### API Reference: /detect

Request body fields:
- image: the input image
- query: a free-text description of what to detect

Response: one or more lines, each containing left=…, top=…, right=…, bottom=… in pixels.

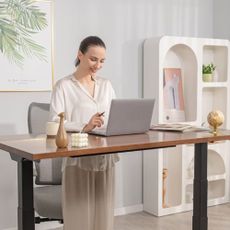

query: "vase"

left=55, top=112, right=68, bottom=148
left=162, top=168, right=169, bottom=208
left=202, top=73, right=213, bottom=82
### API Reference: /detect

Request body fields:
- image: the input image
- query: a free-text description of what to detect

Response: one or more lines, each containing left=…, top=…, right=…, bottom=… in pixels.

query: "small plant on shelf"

left=202, top=63, right=216, bottom=82
left=202, top=63, right=216, bottom=74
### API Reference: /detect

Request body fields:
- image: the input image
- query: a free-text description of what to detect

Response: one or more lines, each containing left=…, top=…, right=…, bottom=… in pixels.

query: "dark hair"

left=75, top=36, right=106, bottom=67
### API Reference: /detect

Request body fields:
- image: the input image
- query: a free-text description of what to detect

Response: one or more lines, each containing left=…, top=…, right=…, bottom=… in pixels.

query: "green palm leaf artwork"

left=0, top=0, right=48, bottom=67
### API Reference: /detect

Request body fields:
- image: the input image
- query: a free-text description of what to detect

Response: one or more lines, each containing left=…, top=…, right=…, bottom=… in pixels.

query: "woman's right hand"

left=82, top=113, right=104, bottom=132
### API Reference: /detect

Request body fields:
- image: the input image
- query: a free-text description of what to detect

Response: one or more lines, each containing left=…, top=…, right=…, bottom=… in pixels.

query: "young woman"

left=49, top=36, right=119, bottom=230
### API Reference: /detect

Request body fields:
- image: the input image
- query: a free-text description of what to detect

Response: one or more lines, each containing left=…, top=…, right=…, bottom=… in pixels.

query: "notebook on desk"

left=90, top=98, right=155, bottom=136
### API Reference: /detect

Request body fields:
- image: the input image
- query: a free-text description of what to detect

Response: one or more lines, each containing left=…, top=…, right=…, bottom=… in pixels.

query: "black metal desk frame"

left=9, top=142, right=208, bottom=230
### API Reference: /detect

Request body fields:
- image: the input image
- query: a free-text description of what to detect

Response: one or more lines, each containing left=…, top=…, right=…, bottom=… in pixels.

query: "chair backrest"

left=28, top=102, right=50, bottom=134
left=28, top=102, right=62, bottom=185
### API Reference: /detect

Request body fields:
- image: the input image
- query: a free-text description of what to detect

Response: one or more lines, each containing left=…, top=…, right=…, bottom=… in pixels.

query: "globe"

left=207, top=110, right=224, bottom=134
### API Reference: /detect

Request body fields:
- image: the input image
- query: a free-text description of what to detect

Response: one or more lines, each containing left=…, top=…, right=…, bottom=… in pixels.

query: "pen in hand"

left=99, top=112, right=105, bottom=117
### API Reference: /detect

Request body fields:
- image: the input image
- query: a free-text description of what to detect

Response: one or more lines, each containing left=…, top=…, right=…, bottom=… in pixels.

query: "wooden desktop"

left=1, top=130, right=230, bottom=230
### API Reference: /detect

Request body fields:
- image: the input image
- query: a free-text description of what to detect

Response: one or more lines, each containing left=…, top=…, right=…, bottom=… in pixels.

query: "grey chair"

left=28, top=102, right=63, bottom=223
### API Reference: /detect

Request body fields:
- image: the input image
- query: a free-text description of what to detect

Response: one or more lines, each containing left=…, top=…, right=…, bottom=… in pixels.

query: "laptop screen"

left=92, top=98, right=155, bottom=136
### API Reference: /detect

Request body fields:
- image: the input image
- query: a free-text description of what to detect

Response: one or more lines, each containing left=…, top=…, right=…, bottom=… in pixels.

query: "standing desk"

left=1, top=130, right=230, bottom=230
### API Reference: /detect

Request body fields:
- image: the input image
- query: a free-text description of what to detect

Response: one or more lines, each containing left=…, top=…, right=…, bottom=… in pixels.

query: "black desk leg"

left=18, top=159, right=35, bottom=230
left=192, top=143, right=208, bottom=230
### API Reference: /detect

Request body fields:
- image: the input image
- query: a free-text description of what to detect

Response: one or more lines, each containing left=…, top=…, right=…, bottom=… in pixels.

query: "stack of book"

left=150, top=123, right=209, bottom=132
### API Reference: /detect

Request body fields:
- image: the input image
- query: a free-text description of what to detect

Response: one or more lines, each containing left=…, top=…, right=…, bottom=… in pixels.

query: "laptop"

left=91, top=98, right=155, bottom=136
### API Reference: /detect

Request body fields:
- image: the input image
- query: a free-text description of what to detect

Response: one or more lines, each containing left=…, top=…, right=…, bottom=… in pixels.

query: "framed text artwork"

left=163, top=68, right=185, bottom=122
left=0, top=0, right=53, bottom=91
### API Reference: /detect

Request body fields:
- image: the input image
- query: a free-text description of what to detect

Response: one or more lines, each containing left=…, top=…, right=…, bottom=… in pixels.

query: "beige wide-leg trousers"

left=62, top=165, right=115, bottom=230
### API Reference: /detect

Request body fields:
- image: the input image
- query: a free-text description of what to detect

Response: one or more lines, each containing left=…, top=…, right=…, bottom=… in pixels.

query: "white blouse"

left=49, top=74, right=119, bottom=171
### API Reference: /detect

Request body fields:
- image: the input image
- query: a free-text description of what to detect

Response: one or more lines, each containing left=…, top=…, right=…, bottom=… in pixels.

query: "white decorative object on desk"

left=71, top=133, right=88, bottom=147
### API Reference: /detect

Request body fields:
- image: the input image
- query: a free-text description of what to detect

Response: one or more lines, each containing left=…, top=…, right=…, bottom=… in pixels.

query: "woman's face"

left=78, top=45, right=106, bottom=76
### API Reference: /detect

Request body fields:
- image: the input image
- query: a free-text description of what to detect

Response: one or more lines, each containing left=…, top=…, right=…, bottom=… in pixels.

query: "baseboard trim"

left=114, top=204, right=143, bottom=216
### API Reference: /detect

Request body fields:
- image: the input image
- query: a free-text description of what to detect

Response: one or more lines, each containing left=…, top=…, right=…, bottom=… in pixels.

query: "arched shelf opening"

left=208, top=149, right=225, bottom=176
left=163, top=44, right=198, bottom=122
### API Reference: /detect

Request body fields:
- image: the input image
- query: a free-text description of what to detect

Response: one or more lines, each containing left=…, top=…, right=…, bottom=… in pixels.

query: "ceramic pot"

left=202, top=73, right=213, bottom=82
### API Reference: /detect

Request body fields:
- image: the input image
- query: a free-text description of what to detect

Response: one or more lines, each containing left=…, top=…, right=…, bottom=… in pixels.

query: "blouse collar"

left=70, top=74, right=98, bottom=101
left=70, top=74, right=97, bottom=83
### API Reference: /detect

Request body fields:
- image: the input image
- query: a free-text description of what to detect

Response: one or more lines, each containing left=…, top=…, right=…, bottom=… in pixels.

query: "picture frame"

left=0, top=0, right=53, bottom=91
left=163, top=68, right=185, bottom=122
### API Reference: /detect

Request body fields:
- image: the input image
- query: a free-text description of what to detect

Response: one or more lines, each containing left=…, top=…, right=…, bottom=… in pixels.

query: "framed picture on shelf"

left=163, top=68, right=185, bottom=122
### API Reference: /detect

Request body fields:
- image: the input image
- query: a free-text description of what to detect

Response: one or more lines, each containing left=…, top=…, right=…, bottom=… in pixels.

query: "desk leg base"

left=193, top=143, right=208, bottom=230
left=192, top=217, right=208, bottom=230
left=18, top=207, right=35, bottom=230
left=17, top=159, right=35, bottom=230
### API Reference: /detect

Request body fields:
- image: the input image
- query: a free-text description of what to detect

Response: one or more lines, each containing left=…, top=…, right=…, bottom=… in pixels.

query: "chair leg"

left=59, top=219, right=64, bottom=224
left=35, top=216, right=42, bottom=223
left=35, top=216, right=63, bottom=224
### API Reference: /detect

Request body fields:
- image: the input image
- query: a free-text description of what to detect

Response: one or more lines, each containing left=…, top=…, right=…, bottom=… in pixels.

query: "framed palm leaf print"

left=0, top=0, right=53, bottom=91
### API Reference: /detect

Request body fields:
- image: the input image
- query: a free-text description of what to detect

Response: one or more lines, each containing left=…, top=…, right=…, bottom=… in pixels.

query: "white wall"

left=0, top=0, right=214, bottom=228
left=213, top=0, right=230, bottom=208
left=213, top=0, right=230, bottom=40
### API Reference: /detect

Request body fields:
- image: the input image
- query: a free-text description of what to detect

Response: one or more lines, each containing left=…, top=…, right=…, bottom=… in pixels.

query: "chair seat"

left=34, top=185, right=62, bottom=219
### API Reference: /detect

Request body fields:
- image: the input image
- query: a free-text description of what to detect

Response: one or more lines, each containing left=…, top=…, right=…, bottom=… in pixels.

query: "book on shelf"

left=150, top=123, right=210, bottom=132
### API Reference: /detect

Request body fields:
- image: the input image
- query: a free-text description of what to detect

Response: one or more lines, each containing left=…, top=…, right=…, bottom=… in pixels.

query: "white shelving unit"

left=143, top=36, right=230, bottom=216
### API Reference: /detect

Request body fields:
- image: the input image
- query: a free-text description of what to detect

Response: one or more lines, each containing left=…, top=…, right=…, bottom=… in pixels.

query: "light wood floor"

left=114, top=204, right=230, bottom=230
left=7, top=203, right=230, bottom=230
